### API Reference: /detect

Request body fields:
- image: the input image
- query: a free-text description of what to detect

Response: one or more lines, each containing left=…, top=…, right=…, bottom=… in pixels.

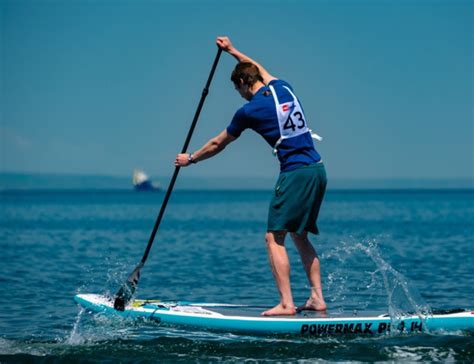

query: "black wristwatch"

left=188, top=153, right=197, bottom=164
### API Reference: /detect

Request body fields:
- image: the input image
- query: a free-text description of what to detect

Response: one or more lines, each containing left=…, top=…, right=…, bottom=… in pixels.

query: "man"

left=175, top=36, right=327, bottom=316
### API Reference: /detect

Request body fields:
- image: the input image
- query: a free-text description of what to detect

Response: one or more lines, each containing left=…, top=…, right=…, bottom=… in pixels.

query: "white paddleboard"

left=75, top=294, right=474, bottom=336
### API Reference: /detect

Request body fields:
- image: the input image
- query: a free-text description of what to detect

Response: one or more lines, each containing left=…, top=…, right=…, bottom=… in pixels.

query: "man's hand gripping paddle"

left=113, top=47, right=223, bottom=311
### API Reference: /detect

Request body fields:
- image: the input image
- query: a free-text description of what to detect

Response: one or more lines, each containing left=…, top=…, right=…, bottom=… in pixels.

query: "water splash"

left=322, top=238, right=432, bottom=329
left=66, top=307, right=85, bottom=345
left=359, top=240, right=432, bottom=332
left=75, top=257, right=142, bottom=304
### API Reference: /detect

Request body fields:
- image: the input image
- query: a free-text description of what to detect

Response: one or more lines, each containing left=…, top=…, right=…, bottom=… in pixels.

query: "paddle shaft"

left=140, top=47, right=222, bottom=264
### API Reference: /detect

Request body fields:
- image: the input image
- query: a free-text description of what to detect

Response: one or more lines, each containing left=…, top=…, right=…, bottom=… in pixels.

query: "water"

left=1, top=189, right=473, bottom=362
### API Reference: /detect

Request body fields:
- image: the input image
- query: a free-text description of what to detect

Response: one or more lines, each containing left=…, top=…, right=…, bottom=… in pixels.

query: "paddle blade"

left=113, top=263, right=143, bottom=311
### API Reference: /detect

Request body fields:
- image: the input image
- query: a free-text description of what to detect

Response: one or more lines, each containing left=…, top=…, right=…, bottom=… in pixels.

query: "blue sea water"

left=0, top=188, right=473, bottom=362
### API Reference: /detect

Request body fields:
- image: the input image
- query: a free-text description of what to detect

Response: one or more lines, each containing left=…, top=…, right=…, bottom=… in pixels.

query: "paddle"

left=113, top=47, right=223, bottom=311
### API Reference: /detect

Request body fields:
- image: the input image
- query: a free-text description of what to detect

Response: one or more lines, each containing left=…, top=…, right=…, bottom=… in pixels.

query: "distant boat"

left=132, top=169, right=160, bottom=191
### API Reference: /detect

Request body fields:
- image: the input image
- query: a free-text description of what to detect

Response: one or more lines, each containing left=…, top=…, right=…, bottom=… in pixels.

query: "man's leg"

left=291, top=231, right=327, bottom=311
left=262, top=231, right=296, bottom=316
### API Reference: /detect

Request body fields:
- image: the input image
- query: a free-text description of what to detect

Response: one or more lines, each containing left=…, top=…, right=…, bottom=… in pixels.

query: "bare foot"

left=261, top=303, right=296, bottom=316
left=297, top=296, right=327, bottom=312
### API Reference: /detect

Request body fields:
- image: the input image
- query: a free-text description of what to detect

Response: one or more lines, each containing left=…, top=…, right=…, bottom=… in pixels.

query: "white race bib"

left=269, top=85, right=322, bottom=156
left=269, top=85, right=309, bottom=139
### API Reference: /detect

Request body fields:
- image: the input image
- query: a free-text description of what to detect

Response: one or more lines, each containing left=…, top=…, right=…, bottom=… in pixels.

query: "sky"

left=1, top=0, right=473, bottom=184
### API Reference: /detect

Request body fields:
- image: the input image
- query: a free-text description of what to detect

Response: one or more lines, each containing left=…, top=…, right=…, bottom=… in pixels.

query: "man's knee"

left=265, top=231, right=286, bottom=246
left=290, top=231, right=308, bottom=242
left=265, top=232, right=272, bottom=243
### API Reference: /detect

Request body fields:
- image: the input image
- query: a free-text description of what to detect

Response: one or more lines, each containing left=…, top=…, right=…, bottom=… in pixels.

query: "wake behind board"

left=74, top=294, right=474, bottom=336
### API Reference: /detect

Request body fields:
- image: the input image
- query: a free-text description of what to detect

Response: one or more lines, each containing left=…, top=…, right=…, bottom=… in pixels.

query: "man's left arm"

left=175, top=129, right=236, bottom=167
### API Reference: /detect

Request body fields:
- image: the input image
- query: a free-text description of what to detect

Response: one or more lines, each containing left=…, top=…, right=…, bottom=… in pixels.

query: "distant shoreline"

left=0, top=172, right=472, bottom=191
left=1, top=189, right=473, bottom=195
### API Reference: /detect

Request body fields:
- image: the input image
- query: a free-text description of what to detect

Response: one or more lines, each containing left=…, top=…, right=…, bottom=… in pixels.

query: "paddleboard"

left=74, top=294, right=474, bottom=336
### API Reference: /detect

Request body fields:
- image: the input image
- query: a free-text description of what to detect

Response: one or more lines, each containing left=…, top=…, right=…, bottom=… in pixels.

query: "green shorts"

left=267, top=162, right=327, bottom=235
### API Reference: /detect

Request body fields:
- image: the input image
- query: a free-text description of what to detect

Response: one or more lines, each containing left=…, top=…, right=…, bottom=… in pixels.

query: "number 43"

left=284, top=111, right=305, bottom=131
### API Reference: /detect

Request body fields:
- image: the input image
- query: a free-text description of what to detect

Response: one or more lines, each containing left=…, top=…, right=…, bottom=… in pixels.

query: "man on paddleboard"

left=175, top=36, right=327, bottom=316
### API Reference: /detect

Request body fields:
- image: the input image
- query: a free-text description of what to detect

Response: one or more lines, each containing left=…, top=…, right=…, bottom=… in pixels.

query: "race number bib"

left=269, top=85, right=310, bottom=140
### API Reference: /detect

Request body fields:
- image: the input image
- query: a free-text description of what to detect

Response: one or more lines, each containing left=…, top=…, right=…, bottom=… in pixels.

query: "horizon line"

left=1, top=171, right=473, bottom=181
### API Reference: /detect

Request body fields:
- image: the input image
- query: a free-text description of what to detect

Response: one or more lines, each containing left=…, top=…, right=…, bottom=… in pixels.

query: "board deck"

left=74, top=294, right=474, bottom=336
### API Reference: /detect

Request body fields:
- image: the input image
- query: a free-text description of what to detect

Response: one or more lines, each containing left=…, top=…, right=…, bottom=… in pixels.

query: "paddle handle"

left=140, top=47, right=223, bottom=264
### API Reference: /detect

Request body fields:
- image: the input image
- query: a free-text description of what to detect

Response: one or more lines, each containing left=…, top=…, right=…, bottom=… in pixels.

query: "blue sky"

left=1, top=0, right=472, bottom=182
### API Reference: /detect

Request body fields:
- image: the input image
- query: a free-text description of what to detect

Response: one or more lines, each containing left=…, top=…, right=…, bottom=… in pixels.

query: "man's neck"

left=250, top=81, right=265, bottom=95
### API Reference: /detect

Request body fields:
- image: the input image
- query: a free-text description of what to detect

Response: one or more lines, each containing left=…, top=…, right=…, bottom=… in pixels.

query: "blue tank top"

left=226, top=79, right=321, bottom=172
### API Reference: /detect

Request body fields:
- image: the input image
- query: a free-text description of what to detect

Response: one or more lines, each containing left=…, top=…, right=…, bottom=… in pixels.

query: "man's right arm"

left=175, top=129, right=236, bottom=167
left=216, top=36, right=277, bottom=85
